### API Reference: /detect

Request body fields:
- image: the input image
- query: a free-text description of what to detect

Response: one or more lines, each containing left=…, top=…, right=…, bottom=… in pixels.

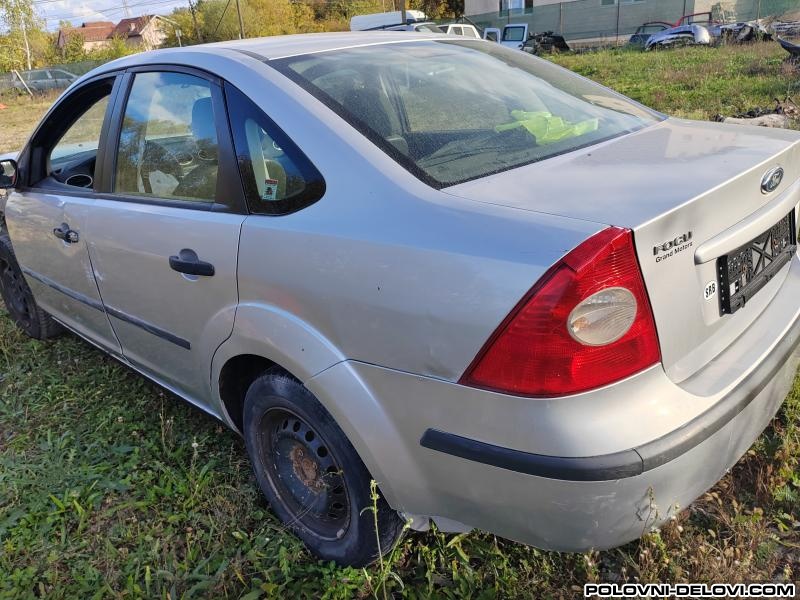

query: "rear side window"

left=225, top=84, right=324, bottom=215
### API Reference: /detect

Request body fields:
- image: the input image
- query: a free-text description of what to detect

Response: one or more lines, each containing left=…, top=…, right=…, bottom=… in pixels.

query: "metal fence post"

left=559, top=1, right=564, bottom=35
left=616, top=0, right=621, bottom=45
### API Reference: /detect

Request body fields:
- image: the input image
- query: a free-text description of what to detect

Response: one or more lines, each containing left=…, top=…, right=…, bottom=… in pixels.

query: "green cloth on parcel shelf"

left=495, top=110, right=599, bottom=144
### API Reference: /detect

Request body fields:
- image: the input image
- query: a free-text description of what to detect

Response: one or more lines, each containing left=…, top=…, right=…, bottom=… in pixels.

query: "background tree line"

left=0, top=0, right=463, bottom=73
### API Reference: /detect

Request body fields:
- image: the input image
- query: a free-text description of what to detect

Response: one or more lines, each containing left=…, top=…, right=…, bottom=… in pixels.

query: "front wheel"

left=243, top=370, right=405, bottom=567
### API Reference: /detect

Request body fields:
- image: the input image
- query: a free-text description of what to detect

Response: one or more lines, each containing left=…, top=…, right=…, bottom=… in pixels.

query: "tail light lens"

left=460, top=227, right=660, bottom=397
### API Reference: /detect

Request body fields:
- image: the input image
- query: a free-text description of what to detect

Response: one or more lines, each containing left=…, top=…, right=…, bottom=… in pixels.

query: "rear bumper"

left=306, top=256, right=800, bottom=551
left=420, top=295, right=800, bottom=483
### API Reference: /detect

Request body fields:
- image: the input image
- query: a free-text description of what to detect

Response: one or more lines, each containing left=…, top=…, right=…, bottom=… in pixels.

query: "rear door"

left=86, top=67, right=247, bottom=404
left=4, top=75, right=122, bottom=353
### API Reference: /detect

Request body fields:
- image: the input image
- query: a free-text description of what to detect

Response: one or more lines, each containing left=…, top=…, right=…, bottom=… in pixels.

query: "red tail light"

left=460, top=227, right=660, bottom=397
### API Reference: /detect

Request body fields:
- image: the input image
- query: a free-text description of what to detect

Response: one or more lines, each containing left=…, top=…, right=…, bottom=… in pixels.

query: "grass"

left=0, top=91, right=60, bottom=155
left=549, top=41, right=800, bottom=123
left=1, top=42, right=800, bottom=598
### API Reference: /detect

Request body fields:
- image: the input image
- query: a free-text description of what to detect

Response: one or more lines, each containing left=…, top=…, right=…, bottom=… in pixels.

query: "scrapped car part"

left=723, top=114, right=790, bottom=128
left=779, top=36, right=800, bottom=58
left=527, top=31, right=570, bottom=53
left=1, top=32, right=799, bottom=567
left=772, top=20, right=800, bottom=38
left=627, top=22, right=673, bottom=47
left=716, top=98, right=799, bottom=122
left=645, top=24, right=712, bottom=50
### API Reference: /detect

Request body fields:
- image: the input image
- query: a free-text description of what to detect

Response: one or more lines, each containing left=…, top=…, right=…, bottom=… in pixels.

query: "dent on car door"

left=4, top=75, right=122, bottom=353
left=84, top=69, right=246, bottom=405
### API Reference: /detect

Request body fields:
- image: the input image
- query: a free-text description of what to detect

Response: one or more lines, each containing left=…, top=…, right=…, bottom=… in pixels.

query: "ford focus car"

left=0, top=32, right=798, bottom=567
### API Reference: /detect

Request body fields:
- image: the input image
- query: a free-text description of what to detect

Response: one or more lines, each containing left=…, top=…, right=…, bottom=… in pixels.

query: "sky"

left=33, top=0, right=188, bottom=30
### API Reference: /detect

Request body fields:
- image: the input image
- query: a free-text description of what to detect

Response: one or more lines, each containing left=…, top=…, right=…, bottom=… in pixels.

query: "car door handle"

left=169, top=249, right=215, bottom=277
left=53, top=223, right=79, bottom=244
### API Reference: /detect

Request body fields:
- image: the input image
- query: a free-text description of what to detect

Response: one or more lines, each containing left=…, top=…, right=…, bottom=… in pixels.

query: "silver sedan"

left=0, top=32, right=798, bottom=566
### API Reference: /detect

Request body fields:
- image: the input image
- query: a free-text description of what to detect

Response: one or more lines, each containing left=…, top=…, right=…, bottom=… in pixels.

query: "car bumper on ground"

left=307, top=255, right=800, bottom=551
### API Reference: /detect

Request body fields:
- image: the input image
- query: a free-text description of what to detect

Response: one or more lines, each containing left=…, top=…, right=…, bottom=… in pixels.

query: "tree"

left=162, top=8, right=199, bottom=46
left=0, top=0, right=44, bottom=70
left=62, top=32, right=86, bottom=62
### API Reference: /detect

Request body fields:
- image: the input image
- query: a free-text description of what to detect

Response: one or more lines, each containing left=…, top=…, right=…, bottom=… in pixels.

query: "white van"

left=350, top=10, right=432, bottom=31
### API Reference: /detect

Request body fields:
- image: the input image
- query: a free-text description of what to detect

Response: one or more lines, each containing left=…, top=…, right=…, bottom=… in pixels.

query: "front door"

left=5, top=76, right=122, bottom=353
left=86, top=68, right=246, bottom=405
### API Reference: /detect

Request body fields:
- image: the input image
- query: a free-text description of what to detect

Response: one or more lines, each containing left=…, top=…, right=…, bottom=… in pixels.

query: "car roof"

left=73, top=31, right=462, bottom=90
left=206, top=31, right=450, bottom=60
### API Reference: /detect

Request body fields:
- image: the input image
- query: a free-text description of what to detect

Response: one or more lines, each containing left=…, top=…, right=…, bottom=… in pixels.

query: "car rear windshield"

left=271, top=40, right=660, bottom=188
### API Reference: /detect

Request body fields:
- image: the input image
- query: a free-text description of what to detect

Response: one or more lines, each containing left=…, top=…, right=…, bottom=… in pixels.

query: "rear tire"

left=0, top=230, right=63, bottom=339
left=243, top=369, right=404, bottom=567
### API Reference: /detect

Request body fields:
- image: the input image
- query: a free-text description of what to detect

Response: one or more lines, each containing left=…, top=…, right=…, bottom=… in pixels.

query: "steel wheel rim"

left=0, top=259, right=32, bottom=328
left=257, top=407, right=351, bottom=541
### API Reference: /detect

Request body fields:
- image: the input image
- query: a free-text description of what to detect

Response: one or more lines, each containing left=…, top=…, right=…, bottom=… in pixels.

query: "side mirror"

left=0, top=158, right=18, bottom=189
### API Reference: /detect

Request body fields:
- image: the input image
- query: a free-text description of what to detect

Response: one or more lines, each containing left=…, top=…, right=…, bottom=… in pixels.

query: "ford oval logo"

left=761, top=167, right=784, bottom=194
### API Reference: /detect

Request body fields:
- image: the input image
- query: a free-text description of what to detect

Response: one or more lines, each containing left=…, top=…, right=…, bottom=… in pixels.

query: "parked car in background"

left=12, top=68, right=77, bottom=92
left=1, top=32, right=799, bottom=570
left=439, top=23, right=481, bottom=38
left=350, top=9, right=439, bottom=32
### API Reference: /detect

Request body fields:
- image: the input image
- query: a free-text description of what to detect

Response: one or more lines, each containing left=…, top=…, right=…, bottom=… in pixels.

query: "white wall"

left=465, top=0, right=571, bottom=17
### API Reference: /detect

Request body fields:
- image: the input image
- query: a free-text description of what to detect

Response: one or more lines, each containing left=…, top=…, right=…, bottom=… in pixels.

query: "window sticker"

left=263, top=178, right=279, bottom=201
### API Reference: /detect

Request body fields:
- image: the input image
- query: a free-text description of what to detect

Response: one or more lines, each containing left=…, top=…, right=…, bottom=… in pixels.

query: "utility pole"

left=399, top=0, right=406, bottom=25
left=122, top=0, right=131, bottom=18
left=188, top=0, right=203, bottom=42
left=234, top=0, right=245, bottom=39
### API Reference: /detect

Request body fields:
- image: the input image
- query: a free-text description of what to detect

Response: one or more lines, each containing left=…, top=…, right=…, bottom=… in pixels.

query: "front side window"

left=273, top=40, right=659, bottom=187
left=115, top=71, right=218, bottom=203
left=50, top=95, right=109, bottom=164
left=225, top=84, right=324, bottom=215
left=40, top=81, right=115, bottom=190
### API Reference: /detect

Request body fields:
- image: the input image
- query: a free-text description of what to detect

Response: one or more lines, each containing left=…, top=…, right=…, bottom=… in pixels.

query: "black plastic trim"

left=421, top=429, right=642, bottom=481
left=21, top=267, right=190, bottom=350
left=21, top=267, right=104, bottom=311
left=104, top=306, right=191, bottom=350
left=422, top=303, right=800, bottom=481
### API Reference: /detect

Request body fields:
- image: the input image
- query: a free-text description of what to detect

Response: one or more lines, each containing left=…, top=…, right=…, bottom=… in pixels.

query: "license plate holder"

left=717, top=211, right=796, bottom=315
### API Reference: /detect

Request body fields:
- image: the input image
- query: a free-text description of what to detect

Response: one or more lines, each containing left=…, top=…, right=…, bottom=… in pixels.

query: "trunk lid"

left=445, top=119, right=800, bottom=382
